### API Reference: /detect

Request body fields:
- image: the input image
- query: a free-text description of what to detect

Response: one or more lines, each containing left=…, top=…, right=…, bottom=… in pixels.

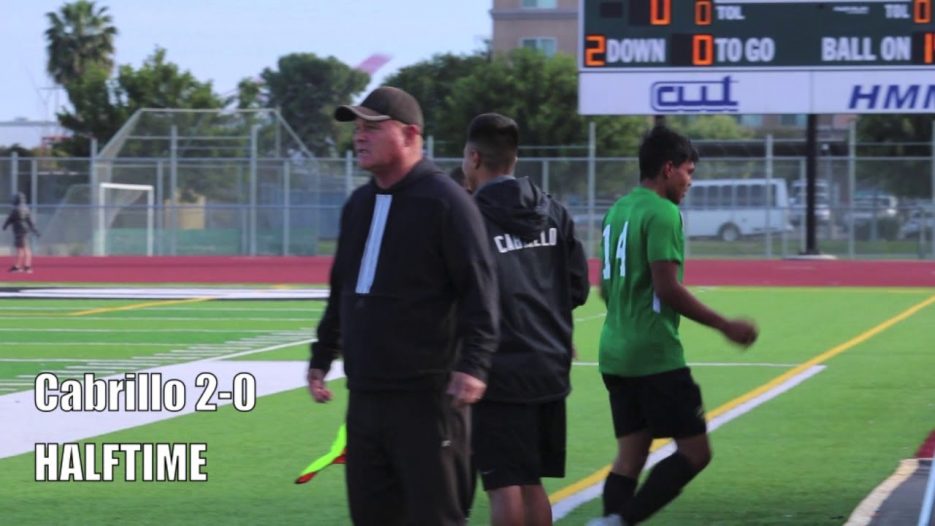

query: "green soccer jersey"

left=599, top=186, right=685, bottom=377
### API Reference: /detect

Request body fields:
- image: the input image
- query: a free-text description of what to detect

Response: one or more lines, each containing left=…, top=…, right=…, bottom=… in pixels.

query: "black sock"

left=621, top=453, right=699, bottom=524
left=602, top=472, right=638, bottom=516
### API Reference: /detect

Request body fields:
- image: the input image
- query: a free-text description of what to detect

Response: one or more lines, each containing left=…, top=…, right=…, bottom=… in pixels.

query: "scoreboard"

left=579, top=0, right=935, bottom=114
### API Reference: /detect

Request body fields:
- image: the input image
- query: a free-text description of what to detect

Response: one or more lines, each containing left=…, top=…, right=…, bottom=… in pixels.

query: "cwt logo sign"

left=650, top=76, right=739, bottom=112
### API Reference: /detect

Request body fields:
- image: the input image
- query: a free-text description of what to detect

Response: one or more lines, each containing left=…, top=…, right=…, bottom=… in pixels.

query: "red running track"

left=4, top=257, right=935, bottom=287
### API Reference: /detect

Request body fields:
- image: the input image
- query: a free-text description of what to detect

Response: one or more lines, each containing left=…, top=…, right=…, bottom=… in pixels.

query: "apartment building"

left=490, top=0, right=578, bottom=57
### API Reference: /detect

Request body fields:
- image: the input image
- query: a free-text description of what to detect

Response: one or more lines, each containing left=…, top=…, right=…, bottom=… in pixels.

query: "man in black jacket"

left=462, top=113, right=590, bottom=526
left=307, top=87, right=500, bottom=526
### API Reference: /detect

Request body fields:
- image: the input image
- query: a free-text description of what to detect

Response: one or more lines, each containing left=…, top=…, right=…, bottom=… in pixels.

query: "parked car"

left=789, top=180, right=831, bottom=225
left=846, top=193, right=899, bottom=226
left=899, top=207, right=935, bottom=240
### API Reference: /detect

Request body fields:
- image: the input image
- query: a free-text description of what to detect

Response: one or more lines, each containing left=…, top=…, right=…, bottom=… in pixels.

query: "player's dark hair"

left=638, top=126, right=699, bottom=181
left=466, top=113, right=519, bottom=173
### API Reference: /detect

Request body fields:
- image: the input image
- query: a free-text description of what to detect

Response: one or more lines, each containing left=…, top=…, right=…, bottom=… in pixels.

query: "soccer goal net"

left=97, top=183, right=155, bottom=256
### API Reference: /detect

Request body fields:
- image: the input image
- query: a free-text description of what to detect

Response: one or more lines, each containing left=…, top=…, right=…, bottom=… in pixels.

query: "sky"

left=0, top=0, right=491, bottom=143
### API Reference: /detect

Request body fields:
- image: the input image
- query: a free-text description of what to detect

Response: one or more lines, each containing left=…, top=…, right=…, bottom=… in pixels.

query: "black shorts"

left=13, top=235, right=26, bottom=249
left=602, top=367, right=707, bottom=440
left=472, top=399, right=566, bottom=491
left=345, top=389, right=472, bottom=526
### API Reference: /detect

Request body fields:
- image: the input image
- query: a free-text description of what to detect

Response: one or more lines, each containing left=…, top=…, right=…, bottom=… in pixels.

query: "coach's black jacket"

left=475, top=176, right=589, bottom=403
left=310, top=159, right=499, bottom=392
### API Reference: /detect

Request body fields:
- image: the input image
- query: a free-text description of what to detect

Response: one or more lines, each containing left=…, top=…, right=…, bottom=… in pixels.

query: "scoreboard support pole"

left=804, top=114, right=820, bottom=255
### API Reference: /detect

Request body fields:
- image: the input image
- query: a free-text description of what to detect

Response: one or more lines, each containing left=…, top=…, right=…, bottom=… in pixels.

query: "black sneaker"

left=8, top=266, right=21, bottom=273
left=23, top=266, right=32, bottom=274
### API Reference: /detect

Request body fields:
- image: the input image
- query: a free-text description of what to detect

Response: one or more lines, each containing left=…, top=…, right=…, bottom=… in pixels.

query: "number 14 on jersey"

left=602, top=222, right=629, bottom=279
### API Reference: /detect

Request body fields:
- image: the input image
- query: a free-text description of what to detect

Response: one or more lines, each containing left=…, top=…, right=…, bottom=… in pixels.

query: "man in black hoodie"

left=308, top=88, right=500, bottom=525
left=462, top=113, right=590, bottom=526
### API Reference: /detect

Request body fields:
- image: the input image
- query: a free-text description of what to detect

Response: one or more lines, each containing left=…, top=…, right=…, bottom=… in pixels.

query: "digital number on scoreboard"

left=579, top=0, right=935, bottom=114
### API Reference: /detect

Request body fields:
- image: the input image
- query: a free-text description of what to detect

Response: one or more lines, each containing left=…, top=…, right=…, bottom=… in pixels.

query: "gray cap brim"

left=334, top=105, right=392, bottom=122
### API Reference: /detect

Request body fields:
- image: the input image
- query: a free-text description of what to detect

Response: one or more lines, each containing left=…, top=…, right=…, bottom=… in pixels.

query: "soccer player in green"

left=590, top=126, right=758, bottom=525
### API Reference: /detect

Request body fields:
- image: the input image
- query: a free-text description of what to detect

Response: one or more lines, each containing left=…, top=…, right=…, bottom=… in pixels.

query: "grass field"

left=1, top=286, right=934, bottom=525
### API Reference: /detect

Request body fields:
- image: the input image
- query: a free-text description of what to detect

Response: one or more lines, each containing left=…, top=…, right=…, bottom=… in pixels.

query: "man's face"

left=664, top=160, right=695, bottom=204
left=353, top=119, right=408, bottom=171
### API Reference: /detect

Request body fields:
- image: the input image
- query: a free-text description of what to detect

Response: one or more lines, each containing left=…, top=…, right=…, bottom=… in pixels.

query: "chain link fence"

left=1, top=145, right=932, bottom=259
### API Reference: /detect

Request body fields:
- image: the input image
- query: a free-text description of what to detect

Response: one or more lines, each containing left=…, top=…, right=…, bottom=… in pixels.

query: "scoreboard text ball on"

left=578, top=0, right=935, bottom=114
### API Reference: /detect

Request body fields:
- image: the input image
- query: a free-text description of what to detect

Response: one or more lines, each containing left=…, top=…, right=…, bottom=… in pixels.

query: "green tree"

left=256, top=53, right=369, bottom=156
left=856, top=114, right=934, bottom=198
left=384, top=52, right=489, bottom=146
left=114, top=48, right=220, bottom=111
left=438, top=48, right=646, bottom=156
left=234, top=77, right=264, bottom=110
left=56, top=48, right=223, bottom=157
left=45, top=0, right=117, bottom=86
left=666, top=115, right=754, bottom=141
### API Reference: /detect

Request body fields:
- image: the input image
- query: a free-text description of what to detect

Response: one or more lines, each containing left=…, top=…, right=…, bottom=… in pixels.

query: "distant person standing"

left=3, top=193, right=40, bottom=273
left=461, top=113, right=590, bottom=526
left=590, top=126, right=758, bottom=525
left=307, top=87, right=499, bottom=525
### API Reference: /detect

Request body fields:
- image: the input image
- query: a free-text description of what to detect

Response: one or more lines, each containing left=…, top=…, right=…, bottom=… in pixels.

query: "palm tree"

left=45, top=0, right=118, bottom=86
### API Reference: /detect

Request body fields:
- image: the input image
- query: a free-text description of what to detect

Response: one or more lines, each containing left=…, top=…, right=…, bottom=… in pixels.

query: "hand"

left=721, top=318, right=758, bottom=348
left=446, top=371, right=486, bottom=407
left=307, top=368, right=333, bottom=403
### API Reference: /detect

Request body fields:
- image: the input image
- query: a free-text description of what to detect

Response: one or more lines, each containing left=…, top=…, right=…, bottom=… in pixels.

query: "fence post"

left=798, top=157, right=806, bottom=253
left=542, top=159, right=550, bottom=194
left=30, top=159, right=38, bottom=249
left=848, top=122, right=857, bottom=259
left=169, top=126, right=178, bottom=256
left=765, top=134, right=773, bottom=259
left=10, top=152, right=18, bottom=197
left=155, top=160, right=164, bottom=255
left=90, top=139, right=103, bottom=256
left=283, top=160, right=290, bottom=256
left=345, top=150, right=354, bottom=197
left=29, top=158, right=38, bottom=211
left=249, top=124, right=259, bottom=256
left=587, top=121, right=596, bottom=258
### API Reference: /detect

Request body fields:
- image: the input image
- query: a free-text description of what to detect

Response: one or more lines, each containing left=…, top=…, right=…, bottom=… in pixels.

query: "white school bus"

left=681, top=178, right=792, bottom=242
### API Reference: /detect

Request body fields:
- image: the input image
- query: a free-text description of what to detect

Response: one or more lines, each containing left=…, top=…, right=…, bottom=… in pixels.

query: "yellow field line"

left=550, top=292, right=935, bottom=504
left=67, top=297, right=214, bottom=317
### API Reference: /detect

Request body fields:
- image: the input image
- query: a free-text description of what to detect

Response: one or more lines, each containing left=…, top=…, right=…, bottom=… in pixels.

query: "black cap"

left=334, top=86, right=424, bottom=129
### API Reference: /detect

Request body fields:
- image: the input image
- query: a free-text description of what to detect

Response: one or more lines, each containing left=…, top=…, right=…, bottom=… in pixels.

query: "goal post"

left=97, top=183, right=155, bottom=256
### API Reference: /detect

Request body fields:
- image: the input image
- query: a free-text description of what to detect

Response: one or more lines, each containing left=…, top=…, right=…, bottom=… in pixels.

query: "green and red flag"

left=295, top=424, right=347, bottom=484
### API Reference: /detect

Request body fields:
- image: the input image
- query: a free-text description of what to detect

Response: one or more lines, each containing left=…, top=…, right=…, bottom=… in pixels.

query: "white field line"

left=574, top=314, right=606, bottom=323
left=0, top=316, right=313, bottom=322
left=1, top=357, right=341, bottom=459
left=1, top=337, right=326, bottom=459
left=0, top=330, right=314, bottom=391
left=573, top=361, right=799, bottom=368
left=0, top=288, right=330, bottom=300
left=0, top=306, right=323, bottom=312
left=0, top=327, right=312, bottom=333
left=551, top=365, right=827, bottom=521
left=0, top=342, right=193, bottom=346
left=0, top=358, right=132, bottom=363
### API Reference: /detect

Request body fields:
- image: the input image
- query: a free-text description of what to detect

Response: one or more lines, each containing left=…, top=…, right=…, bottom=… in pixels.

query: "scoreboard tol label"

left=579, top=0, right=935, bottom=114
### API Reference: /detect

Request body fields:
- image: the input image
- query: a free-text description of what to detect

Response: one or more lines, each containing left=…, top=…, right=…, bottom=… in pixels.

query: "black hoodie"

left=310, top=158, right=499, bottom=392
left=474, top=176, right=589, bottom=403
